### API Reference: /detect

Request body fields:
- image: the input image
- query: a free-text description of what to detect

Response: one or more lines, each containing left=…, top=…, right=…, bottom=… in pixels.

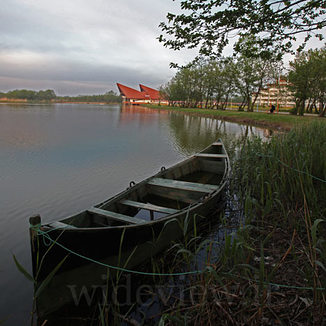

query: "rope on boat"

left=31, top=225, right=326, bottom=291
left=33, top=225, right=203, bottom=277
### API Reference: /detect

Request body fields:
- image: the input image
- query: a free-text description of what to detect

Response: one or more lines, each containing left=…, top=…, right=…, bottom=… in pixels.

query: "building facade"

left=254, top=79, right=296, bottom=109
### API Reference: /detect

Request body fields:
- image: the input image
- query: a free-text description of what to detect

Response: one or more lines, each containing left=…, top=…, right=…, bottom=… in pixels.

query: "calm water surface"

left=0, top=103, right=268, bottom=325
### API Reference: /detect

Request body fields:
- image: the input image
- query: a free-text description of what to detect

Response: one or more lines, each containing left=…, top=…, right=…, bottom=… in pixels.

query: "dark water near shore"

left=0, top=103, right=269, bottom=325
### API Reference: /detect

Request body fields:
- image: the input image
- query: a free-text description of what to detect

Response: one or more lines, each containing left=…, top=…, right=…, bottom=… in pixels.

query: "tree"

left=159, top=0, right=326, bottom=60
left=37, top=89, right=56, bottom=100
left=6, top=89, right=37, bottom=100
left=161, top=58, right=237, bottom=108
left=308, top=48, right=326, bottom=117
left=201, top=58, right=237, bottom=109
left=288, top=48, right=326, bottom=116
left=161, top=65, right=203, bottom=107
left=234, top=56, right=277, bottom=111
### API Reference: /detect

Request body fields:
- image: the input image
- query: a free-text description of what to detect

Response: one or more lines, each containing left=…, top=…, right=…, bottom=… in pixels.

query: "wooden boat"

left=29, top=139, right=230, bottom=284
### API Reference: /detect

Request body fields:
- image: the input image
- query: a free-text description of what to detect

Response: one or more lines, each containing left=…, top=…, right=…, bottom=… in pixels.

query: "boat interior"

left=48, top=142, right=228, bottom=229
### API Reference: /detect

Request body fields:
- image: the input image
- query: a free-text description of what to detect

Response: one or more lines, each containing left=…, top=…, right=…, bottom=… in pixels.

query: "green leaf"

left=176, top=248, right=193, bottom=257
left=98, top=302, right=105, bottom=326
left=311, top=219, right=325, bottom=247
left=35, top=255, right=68, bottom=298
left=158, top=315, right=168, bottom=326
left=315, top=260, right=326, bottom=272
left=13, top=255, right=34, bottom=283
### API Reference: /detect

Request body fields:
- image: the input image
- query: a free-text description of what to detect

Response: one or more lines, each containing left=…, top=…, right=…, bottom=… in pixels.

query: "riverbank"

left=155, top=121, right=326, bottom=325
left=84, top=120, right=326, bottom=325
left=145, top=104, right=325, bottom=130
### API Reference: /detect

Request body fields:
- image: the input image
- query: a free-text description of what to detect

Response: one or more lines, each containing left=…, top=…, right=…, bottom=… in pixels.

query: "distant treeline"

left=0, top=89, right=57, bottom=101
left=0, top=89, right=121, bottom=103
left=57, top=90, right=121, bottom=103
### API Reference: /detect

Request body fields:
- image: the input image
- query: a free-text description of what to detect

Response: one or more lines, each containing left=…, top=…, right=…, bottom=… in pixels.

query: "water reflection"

left=0, top=103, right=273, bottom=325
left=119, top=104, right=169, bottom=126
left=167, top=111, right=269, bottom=156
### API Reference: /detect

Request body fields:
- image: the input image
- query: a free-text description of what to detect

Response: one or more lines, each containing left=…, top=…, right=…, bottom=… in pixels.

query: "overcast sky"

left=0, top=0, right=199, bottom=95
left=1, top=0, right=324, bottom=96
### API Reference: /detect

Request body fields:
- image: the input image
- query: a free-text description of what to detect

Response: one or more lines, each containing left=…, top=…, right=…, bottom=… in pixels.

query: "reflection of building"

left=253, top=79, right=295, bottom=108
left=119, top=104, right=169, bottom=125
left=117, top=83, right=168, bottom=105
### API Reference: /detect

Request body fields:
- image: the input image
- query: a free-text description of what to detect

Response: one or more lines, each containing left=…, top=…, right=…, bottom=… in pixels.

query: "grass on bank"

left=90, top=121, right=326, bottom=326
left=155, top=121, right=326, bottom=325
left=145, top=104, right=326, bottom=130
left=80, top=121, right=326, bottom=326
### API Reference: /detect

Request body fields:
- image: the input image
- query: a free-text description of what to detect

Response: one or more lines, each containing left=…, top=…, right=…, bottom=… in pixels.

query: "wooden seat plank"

left=120, top=199, right=179, bottom=215
left=88, top=207, right=145, bottom=224
left=212, top=142, right=223, bottom=146
left=195, top=153, right=227, bottom=159
left=147, top=178, right=218, bottom=193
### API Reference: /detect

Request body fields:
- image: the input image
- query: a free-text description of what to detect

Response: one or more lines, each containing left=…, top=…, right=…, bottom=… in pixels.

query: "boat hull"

left=30, top=190, right=223, bottom=280
left=29, top=139, right=230, bottom=316
left=33, top=193, right=224, bottom=317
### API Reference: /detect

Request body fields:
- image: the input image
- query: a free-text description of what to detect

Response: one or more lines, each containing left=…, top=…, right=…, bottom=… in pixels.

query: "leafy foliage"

left=0, top=89, right=121, bottom=103
left=2, top=89, right=56, bottom=101
left=289, top=47, right=326, bottom=116
left=57, top=90, right=121, bottom=103
left=161, top=55, right=279, bottom=111
left=159, top=0, right=326, bottom=60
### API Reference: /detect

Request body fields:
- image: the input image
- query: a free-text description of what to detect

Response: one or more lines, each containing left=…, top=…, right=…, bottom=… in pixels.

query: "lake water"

left=0, top=103, right=269, bottom=325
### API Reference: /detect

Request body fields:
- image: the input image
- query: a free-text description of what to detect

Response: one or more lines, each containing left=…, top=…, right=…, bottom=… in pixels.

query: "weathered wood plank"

left=147, top=178, right=218, bottom=193
left=148, top=186, right=199, bottom=204
left=199, top=159, right=225, bottom=174
left=212, top=141, right=223, bottom=146
left=120, top=200, right=179, bottom=215
left=88, top=207, right=145, bottom=224
left=48, top=221, right=77, bottom=229
left=195, top=153, right=227, bottom=159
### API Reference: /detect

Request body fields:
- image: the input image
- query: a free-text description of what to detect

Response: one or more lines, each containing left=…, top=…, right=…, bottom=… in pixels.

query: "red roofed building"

left=117, top=83, right=150, bottom=104
left=117, top=83, right=167, bottom=105
left=139, top=84, right=161, bottom=101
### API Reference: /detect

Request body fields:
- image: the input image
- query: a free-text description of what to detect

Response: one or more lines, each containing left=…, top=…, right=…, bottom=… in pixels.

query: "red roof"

left=117, top=83, right=149, bottom=100
left=139, top=84, right=161, bottom=100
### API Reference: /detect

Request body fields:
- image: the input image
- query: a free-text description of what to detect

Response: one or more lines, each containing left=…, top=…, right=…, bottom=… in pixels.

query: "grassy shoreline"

left=90, top=120, right=325, bottom=325
left=153, top=121, right=326, bottom=325
left=145, top=104, right=325, bottom=130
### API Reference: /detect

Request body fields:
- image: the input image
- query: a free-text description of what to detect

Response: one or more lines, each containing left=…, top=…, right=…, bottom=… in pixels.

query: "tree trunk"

left=299, top=99, right=305, bottom=116
left=246, top=95, right=252, bottom=112
left=239, top=99, right=246, bottom=111
left=319, top=103, right=326, bottom=117
left=222, top=94, right=229, bottom=110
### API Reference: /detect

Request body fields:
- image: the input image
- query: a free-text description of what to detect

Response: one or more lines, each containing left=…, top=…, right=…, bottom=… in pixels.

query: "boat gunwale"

left=40, top=139, right=230, bottom=232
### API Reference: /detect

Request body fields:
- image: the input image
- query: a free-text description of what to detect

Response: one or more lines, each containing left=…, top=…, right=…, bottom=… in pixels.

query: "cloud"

left=0, top=0, right=196, bottom=95
left=0, top=50, right=173, bottom=95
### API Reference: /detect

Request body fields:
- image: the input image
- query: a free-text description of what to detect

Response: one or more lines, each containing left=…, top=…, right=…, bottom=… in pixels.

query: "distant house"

left=117, top=83, right=167, bottom=105
left=253, top=79, right=296, bottom=109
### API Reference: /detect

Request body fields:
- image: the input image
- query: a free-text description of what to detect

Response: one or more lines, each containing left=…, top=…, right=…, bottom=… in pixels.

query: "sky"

left=1, top=0, right=324, bottom=96
left=0, top=0, right=198, bottom=96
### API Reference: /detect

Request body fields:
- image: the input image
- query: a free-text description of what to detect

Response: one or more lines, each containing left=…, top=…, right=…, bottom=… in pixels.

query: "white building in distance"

left=254, top=79, right=296, bottom=109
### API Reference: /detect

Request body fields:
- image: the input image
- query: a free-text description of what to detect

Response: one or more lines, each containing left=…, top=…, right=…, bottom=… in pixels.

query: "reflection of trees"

left=167, top=112, right=271, bottom=155
left=167, top=113, right=229, bottom=155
